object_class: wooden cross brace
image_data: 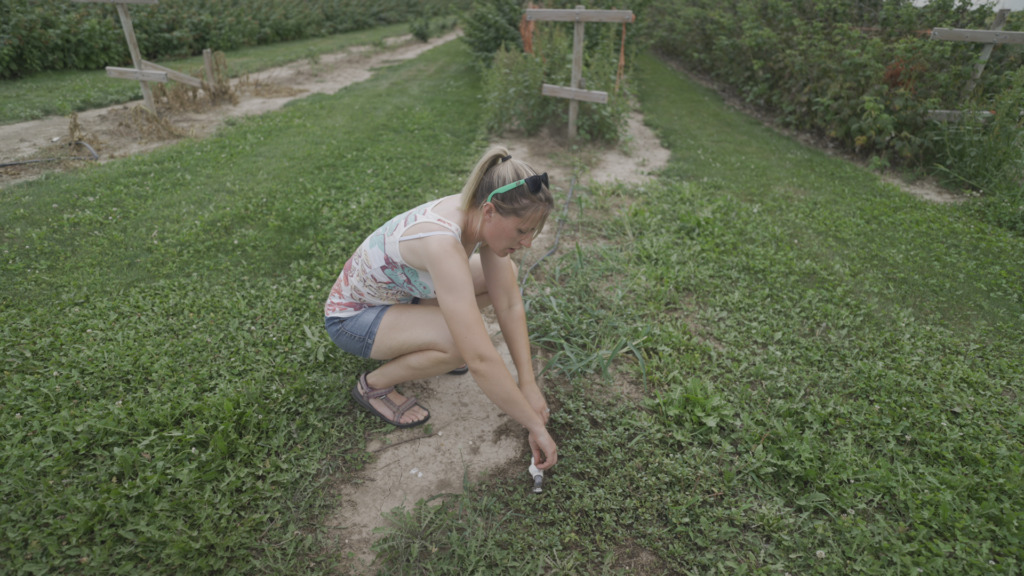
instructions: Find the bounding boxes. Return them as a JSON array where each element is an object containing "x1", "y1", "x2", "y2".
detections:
[
  {"x1": 71, "y1": 0, "x2": 209, "y2": 114},
  {"x1": 526, "y1": 5, "x2": 634, "y2": 139},
  {"x1": 930, "y1": 8, "x2": 1024, "y2": 119}
]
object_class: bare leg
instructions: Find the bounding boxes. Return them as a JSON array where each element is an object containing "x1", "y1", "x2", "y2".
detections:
[
  {"x1": 359, "y1": 254, "x2": 508, "y2": 425},
  {"x1": 356, "y1": 253, "x2": 487, "y2": 424}
]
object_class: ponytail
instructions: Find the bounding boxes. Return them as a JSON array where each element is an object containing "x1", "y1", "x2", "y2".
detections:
[{"x1": 459, "y1": 147, "x2": 554, "y2": 230}]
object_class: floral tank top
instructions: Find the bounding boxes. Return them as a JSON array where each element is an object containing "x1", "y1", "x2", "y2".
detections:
[{"x1": 324, "y1": 198, "x2": 463, "y2": 318}]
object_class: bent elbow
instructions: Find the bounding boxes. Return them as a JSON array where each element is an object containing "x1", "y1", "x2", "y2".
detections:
[{"x1": 464, "y1": 350, "x2": 506, "y2": 375}]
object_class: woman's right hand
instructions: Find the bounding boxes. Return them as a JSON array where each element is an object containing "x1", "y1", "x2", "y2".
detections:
[{"x1": 528, "y1": 428, "x2": 557, "y2": 470}]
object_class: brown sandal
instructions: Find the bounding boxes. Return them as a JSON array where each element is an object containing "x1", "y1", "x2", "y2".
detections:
[{"x1": 350, "y1": 373, "x2": 430, "y2": 428}]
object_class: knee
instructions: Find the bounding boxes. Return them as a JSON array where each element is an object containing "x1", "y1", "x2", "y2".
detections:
[
  {"x1": 437, "y1": 338, "x2": 464, "y2": 368},
  {"x1": 440, "y1": 348, "x2": 465, "y2": 372}
]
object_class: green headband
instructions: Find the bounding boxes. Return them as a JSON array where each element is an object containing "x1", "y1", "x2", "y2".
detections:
[{"x1": 486, "y1": 172, "x2": 549, "y2": 203}]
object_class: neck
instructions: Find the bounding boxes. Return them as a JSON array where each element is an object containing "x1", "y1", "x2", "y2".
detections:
[{"x1": 462, "y1": 207, "x2": 484, "y2": 252}]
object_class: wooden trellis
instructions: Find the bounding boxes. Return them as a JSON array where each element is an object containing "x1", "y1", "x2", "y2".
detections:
[
  {"x1": 71, "y1": 0, "x2": 212, "y2": 114},
  {"x1": 525, "y1": 5, "x2": 634, "y2": 139},
  {"x1": 928, "y1": 9, "x2": 1024, "y2": 122}
]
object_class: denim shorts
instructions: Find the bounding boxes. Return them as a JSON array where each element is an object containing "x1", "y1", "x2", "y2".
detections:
[{"x1": 325, "y1": 306, "x2": 391, "y2": 358}]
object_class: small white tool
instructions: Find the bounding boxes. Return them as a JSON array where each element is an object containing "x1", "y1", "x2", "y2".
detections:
[{"x1": 528, "y1": 457, "x2": 544, "y2": 494}]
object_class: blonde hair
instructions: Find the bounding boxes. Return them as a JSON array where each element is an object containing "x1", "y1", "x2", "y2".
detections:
[{"x1": 459, "y1": 146, "x2": 554, "y2": 233}]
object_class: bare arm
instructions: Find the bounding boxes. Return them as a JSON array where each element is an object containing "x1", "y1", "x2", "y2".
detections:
[
  {"x1": 480, "y1": 247, "x2": 550, "y2": 423},
  {"x1": 420, "y1": 238, "x2": 557, "y2": 468}
]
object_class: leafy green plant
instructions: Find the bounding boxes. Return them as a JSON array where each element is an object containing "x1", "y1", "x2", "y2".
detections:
[
  {"x1": 410, "y1": 17, "x2": 432, "y2": 42},
  {"x1": 0, "y1": 0, "x2": 467, "y2": 79},
  {"x1": 932, "y1": 67, "x2": 1024, "y2": 233},
  {"x1": 480, "y1": 16, "x2": 630, "y2": 142},
  {"x1": 481, "y1": 44, "x2": 555, "y2": 135},
  {"x1": 644, "y1": 377, "x2": 734, "y2": 436},
  {"x1": 640, "y1": 0, "x2": 1024, "y2": 234},
  {"x1": 459, "y1": 0, "x2": 524, "y2": 67}
]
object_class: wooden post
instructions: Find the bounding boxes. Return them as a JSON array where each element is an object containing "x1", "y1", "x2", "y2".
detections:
[
  {"x1": 203, "y1": 48, "x2": 215, "y2": 87},
  {"x1": 963, "y1": 9, "x2": 1010, "y2": 100},
  {"x1": 928, "y1": 11, "x2": 1024, "y2": 122},
  {"x1": 106, "y1": 67, "x2": 167, "y2": 83},
  {"x1": 71, "y1": 0, "x2": 208, "y2": 112},
  {"x1": 140, "y1": 60, "x2": 202, "y2": 88},
  {"x1": 930, "y1": 27, "x2": 1024, "y2": 45},
  {"x1": 110, "y1": 1, "x2": 157, "y2": 113},
  {"x1": 526, "y1": 6, "x2": 634, "y2": 139},
  {"x1": 568, "y1": 5, "x2": 585, "y2": 139}
]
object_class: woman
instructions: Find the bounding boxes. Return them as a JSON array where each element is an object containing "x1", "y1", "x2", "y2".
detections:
[{"x1": 324, "y1": 147, "x2": 558, "y2": 470}]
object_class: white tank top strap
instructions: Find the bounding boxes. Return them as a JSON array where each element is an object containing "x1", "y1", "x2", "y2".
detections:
[
  {"x1": 399, "y1": 230, "x2": 461, "y2": 242},
  {"x1": 398, "y1": 197, "x2": 462, "y2": 242}
]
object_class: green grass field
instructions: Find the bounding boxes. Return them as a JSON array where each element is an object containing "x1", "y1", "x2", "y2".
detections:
[
  {"x1": 1, "y1": 36, "x2": 486, "y2": 574},
  {"x1": 371, "y1": 53, "x2": 1023, "y2": 575},
  {"x1": 2, "y1": 27, "x2": 1023, "y2": 576}
]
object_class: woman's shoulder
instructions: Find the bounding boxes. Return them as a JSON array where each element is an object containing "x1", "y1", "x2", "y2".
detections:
[
  {"x1": 397, "y1": 195, "x2": 464, "y2": 244},
  {"x1": 413, "y1": 195, "x2": 462, "y2": 233},
  {"x1": 429, "y1": 195, "x2": 464, "y2": 221}
]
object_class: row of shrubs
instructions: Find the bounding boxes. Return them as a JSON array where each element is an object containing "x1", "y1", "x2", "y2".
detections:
[
  {"x1": 0, "y1": 0, "x2": 465, "y2": 80},
  {"x1": 464, "y1": 0, "x2": 645, "y2": 142},
  {"x1": 639, "y1": 0, "x2": 1024, "y2": 233}
]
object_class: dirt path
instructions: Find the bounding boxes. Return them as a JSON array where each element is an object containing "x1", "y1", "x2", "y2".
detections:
[
  {"x1": 0, "y1": 30, "x2": 670, "y2": 573},
  {"x1": 0, "y1": 32, "x2": 456, "y2": 188}
]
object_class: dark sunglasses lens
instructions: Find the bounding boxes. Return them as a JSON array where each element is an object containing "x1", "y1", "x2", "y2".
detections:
[{"x1": 526, "y1": 173, "x2": 548, "y2": 194}]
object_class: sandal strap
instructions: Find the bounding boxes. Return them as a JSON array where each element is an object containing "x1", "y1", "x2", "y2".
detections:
[
  {"x1": 394, "y1": 397, "x2": 419, "y2": 419},
  {"x1": 358, "y1": 373, "x2": 395, "y2": 399},
  {"x1": 377, "y1": 394, "x2": 419, "y2": 422},
  {"x1": 355, "y1": 372, "x2": 425, "y2": 424}
]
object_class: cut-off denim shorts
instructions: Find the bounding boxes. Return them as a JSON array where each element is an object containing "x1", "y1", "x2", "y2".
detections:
[{"x1": 325, "y1": 306, "x2": 391, "y2": 358}]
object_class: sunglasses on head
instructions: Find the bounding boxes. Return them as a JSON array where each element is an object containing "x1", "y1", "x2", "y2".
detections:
[{"x1": 486, "y1": 172, "x2": 548, "y2": 204}]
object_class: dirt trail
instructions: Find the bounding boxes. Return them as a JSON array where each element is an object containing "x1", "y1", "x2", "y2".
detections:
[
  {"x1": 0, "y1": 30, "x2": 670, "y2": 573},
  {"x1": 0, "y1": 32, "x2": 456, "y2": 188}
]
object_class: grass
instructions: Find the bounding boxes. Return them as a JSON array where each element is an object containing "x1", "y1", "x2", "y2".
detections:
[
  {"x1": 1, "y1": 39, "x2": 485, "y2": 574},
  {"x1": 3, "y1": 25, "x2": 1023, "y2": 576},
  {"x1": 371, "y1": 53, "x2": 1024, "y2": 575},
  {"x1": 0, "y1": 23, "x2": 411, "y2": 126}
]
